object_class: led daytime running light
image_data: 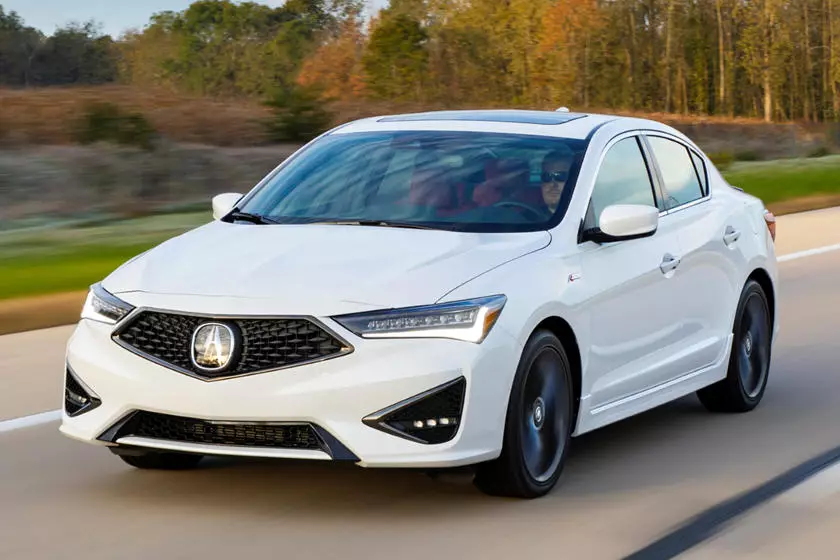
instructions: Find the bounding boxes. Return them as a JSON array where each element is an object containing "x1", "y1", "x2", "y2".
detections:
[
  {"x1": 365, "y1": 308, "x2": 478, "y2": 333},
  {"x1": 333, "y1": 295, "x2": 506, "y2": 343},
  {"x1": 81, "y1": 283, "x2": 134, "y2": 325}
]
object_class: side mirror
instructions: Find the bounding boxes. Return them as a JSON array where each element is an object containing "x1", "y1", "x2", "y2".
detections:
[
  {"x1": 212, "y1": 192, "x2": 243, "y2": 220},
  {"x1": 582, "y1": 204, "x2": 659, "y2": 243}
]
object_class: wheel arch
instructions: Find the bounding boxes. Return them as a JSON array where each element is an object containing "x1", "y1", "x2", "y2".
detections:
[
  {"x1": 533, "y1": 317, "x2": 582, "y2": 430},
  {"x1": 747, "y1": 267, "x2": 776, "y2": 328}
]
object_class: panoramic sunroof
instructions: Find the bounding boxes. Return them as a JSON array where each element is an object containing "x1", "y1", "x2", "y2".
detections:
[{"x1": 378, "y1": 110, "x2": 588, "y2": 126}]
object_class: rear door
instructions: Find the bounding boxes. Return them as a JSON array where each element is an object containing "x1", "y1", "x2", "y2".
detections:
[
  {"x1": 642, "y1": 133, "x2": 741, "y2": 375},
  {"x1": 576, "y1": 134, "x2": 687, "y2": 410}
]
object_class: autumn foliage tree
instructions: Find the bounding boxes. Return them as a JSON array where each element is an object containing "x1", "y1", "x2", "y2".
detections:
[
  {"x1": 296, "y1": 17, "x2": 366, "y2": 100},
  {"x1": 533, "y1": 0, "x2": 605, "y2": 108},
  {"x1": 12, "y1": 0, "x2": 840, "y2": 123}
]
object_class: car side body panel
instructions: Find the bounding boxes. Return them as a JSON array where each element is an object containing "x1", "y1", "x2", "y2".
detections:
[{"x1": 444, "y1": 118, "x2": 777, "y2": 438}]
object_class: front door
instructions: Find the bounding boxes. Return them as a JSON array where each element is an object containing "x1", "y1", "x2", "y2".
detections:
[{"x1": 576, "y1": 135, "x2": 686, "y2": 410}]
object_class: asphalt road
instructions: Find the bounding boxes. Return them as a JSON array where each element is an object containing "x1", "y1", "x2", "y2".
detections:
[{"x1": 2, "y1": 224, "x2": 840, "y2": 558}]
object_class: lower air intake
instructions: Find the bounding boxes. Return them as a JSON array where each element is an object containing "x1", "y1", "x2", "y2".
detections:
[
  {"x1": 64, "y1": 366, "x2": 101, "y2": 417},
  {"x1": 364, "y1": 377, "x2": 466, "y2": 445},
  {"x1": 108, "y1": 411, "x2": 322, "y2": 450}
]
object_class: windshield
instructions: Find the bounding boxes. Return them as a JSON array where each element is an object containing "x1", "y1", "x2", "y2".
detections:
[{"x1": 237, "y1": 130, "x2": 589, "y2": 233}]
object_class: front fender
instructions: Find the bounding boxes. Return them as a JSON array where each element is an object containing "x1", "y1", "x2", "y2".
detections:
[{"x1": 439, "y1": 247, "x2": 592, "y2": 413}]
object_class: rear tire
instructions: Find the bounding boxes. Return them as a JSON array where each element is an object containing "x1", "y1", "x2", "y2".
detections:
[
  {"x1": 474, "y1": 330, "x2": 573, "y2": 498},
  {"x1": 698, "y1": 279, "x2": 772, "y2": 413},
  {"x1": 116, "y1": 450, "x2": 204, "y2": 470}
]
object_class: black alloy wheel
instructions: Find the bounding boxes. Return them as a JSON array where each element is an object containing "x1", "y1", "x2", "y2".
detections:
[
  {"x1": 698, "y1": 279, "x2": 772, "y2": 413},
  {"x1": 474, "y1": 330, "x2": 573, "y2": 498}
]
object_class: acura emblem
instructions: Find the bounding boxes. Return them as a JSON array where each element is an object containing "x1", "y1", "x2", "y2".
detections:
[{"x1": 191, "y1": 323, "x2": 236, "y2": 371}]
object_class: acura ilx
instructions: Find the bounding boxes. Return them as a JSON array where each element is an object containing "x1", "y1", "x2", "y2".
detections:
[{"x1": 61, "y1": 110, "x2": 778, "y2": 498}]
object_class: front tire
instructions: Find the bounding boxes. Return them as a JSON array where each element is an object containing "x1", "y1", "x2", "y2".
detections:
[
  {"x1": 698, "y1": 279, "x2": 772, "y2": 413},
  {"x1": 474, "y1": 330, "x2": 573, "y2": 498},
  {"x1": 115, "y1": 450, "x2": 204, "y2": 470}
]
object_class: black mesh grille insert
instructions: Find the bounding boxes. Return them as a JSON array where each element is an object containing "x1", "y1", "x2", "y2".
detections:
[
  {"x1": 113, "y1": 411, "x2": 323, "y2": 450},
  {"x1": 370, "y1": 377, "x2": 466, "y2": 445},
  {"x1": 386, "y1": 379, "x2": 466, "y2": 424},
  {"x1": 115, "y1": 311, "x2": 349, "y2": 379},
  {"x1": 64, "y1": 367, "x2": 101, "y2": 417}
]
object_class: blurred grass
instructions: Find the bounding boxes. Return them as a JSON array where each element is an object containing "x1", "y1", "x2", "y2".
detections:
[
  {"x1": 0, "y1": 212, "x2": 209, "y2": 300},
  {"x1": 722, "y1": 155, "x2": 840, "y2": 205}
]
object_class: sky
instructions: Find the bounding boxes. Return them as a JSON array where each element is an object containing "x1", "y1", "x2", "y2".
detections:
[{"x1": 2, "y1": 0, "x2": 387, "y2": 37}]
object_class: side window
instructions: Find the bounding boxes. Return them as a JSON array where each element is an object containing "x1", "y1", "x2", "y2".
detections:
[
  {"x1": 585, "y1": 137, "x2": 657, "y2": 229},
  {"x1": 647, "y1": 136, "x2": 704, "y2": 208},
  {"x1": 690, "y1": 150, "x2": 708, "y2": 195}
]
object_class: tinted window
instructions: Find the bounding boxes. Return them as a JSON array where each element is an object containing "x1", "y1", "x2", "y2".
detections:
[
  {"x1": 690, "y1": 151, "x2": 708, "y2": 195},
  {"x1": 585, "y1": 137, "x2": 656, "y2": 229},
  {"x1": 647, "y1": 136, "x2": 704, "y2": 208},
  {"x1": 238, "y1": 131, "x2": 589, "y2": 233}
]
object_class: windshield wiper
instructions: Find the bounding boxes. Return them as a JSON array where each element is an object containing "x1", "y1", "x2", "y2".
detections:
[
  {"x1": 227, "y1": 211, "x2": 277, "y2": 225},
  {"x1": 303, "y1": 219, "x2": 439, "y2": 230}
]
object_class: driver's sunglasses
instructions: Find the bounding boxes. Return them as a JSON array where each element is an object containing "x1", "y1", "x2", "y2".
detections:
[{"x1": 541, "y1": 171, "x2": 569, "y2": 183}]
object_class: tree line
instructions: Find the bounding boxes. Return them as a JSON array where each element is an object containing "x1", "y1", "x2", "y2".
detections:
[
  {"x1": 0, "y1": 8, "x2": 117, "y2": 87},
  {"x1": 2, "y1": 0, "x2": 840, "y2": 123}
]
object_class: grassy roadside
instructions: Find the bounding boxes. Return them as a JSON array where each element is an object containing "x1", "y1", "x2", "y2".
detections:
[
  {"x1": 0, "y1": 212, "x2": 211, "y2": 336},
  {"x1": 1, "y1": 155, "x2": 840, "y2": 335},
  {"x1": 0, "y1": 212, "x2": 210, "y2": 302},
  {"x1": 722, "y1": 155, "x2": 840, "y2": 213}
]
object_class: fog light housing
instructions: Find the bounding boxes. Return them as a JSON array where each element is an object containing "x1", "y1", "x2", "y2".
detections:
[
  {"x1": 64, "y1": 366, "x2": 101, "y2": 417},
  {"x1": 362, "y1": 377, "x2": 466, "y2": 445}
]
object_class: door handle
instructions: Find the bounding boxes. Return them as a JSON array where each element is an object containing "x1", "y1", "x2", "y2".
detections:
[
  {"x1": 723, "y1": 226, "x2": 741, "y2": 246},
  {"x1": 660, "y1": 253, "x2": 681, "y2": 274}
]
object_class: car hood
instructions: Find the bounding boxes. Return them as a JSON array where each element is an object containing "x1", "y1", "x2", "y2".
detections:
[{"x1": 103, "y1": 221, "x2": 551, "y2": 315}]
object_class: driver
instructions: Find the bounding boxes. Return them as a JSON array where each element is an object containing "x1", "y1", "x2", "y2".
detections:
[{"x1": 540, "y1": 148, "x2": 574, "y2": 213}]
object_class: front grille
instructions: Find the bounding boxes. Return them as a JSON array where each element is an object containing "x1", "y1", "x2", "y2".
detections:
[
  {"x1": 114, "y1": 311, "x2": 350, "y2": 379},
  {"x1": 111, "y1": 411, "x2": 322, "y2": 450}
]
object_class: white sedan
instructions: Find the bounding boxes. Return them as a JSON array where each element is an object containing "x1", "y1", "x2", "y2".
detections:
[{"x1": 61, "y1": 110, "x2": 778, "y2": 498}]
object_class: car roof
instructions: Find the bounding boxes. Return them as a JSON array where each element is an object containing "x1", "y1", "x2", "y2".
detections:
[
  {"x1": 332, "y1": 109, "x2": 668, "y2": 141},
  {"x1": 377, "y1": 109, "x2": 589, "y2": 126}
]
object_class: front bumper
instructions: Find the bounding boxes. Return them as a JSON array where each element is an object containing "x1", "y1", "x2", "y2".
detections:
[{"x1": 61, "y1": 316, "x2": 521, "y2": 468}]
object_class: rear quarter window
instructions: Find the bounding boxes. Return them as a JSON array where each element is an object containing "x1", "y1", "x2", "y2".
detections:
[{"x1": 690, "y1": 151, "x2": 709, "y2": 195}]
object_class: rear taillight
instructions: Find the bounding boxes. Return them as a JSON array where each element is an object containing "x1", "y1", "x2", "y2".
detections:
[{"x1": 764, "y1": 210, "x2": 776, "y2": 242}]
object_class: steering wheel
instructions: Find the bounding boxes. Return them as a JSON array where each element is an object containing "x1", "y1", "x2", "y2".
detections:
[{"x1": 491, "y1": 200, "x2": 545, "y2": 221}]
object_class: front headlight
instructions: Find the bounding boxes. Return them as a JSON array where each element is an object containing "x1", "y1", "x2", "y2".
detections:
[
  {"x1": 333, "y1": 295, "x2": 507, "y2": 343},
  {"x1": 81, "y1": 283, "x2": 134, "y2": 324}
]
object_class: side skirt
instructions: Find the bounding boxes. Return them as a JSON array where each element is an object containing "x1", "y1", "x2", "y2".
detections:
[{"x1": 573, "y1": 334, "x2": 732, "y2": 436}]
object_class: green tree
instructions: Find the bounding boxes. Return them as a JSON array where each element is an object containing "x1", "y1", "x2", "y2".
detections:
[
  {"x1": 0, "y1": 6, "x2": 43, "y2": 86},
  {"x1": 27, "y1": 21, "x2": 117, "y2": 86},
  {"x1": 119, "y1": 0, "x2": 360, "y2": 97},
  {"x1": 263, "y1": 84, "x2": 333, "y2": 142},
  {"x1": 363, "y1": 14, "x2": 429, "y2": 100}
]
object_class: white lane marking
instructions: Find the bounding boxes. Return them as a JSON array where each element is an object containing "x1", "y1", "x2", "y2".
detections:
[
  {"x1": 778, "y1": 242, "x2": 840, "y2": 262},
  {"x1": 0, "y1": 409, "x2": 61, "y2": 434}
]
